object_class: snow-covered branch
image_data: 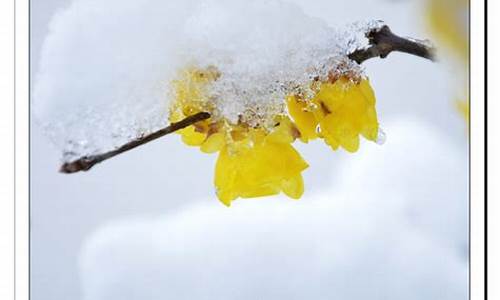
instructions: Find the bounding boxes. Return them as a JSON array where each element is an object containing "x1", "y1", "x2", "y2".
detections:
[
  {"x1": 60, "y1": 112, "x2": 210, "y2": 173},
  {"x1": 60, "y1": 24, "x2": 435, "y2": 174}
]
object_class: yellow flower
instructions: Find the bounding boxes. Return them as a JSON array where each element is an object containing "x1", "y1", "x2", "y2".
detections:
[
  {"x1": 170, "y1": 68, "x2": 380, "y2": 205},
  {"x1": 288, "y1": 77, "x2": 378, "y2": 153},
  {"x1": 426, "y1": 0, "x2": 468, "y2": 61},
  {"x1": 215, "y1": 124, "x2": 308, "y2": 206},
  {"x1": 425, "y1": 0, "x2": 469, "y2": 125},
  {"x1": 169, "y1": 67, "x2": 218, "y2": 146},
  {"x1": 427, "y1": 0, "x2": 469, "y2": 60}
]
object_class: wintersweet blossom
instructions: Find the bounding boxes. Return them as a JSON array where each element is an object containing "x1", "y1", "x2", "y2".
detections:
[
  {"x1": 426, "y1": 0, "x2": 469, "y2": 124},
  {"x1": 426, "y1": 0, "x2": 468, "y2": 61},
  {"x1": 170, "y1": 67, "x2": 380, "y2": 206},
  {"x1": 287, "y1": 76, "x2": 378, "y2": 153}
]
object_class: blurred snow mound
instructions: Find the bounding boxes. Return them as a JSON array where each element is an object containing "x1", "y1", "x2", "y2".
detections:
[{"x1": 79, "y1": 117, "x2": 467, "y2": 300}]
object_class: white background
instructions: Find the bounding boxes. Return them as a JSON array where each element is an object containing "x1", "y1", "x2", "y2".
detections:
[
  {"x1": 29, "y1": 1, "x2": 471, "y2": 299},
  {"x1": 486, "y1": 0, "x2": 499, "y2": 298},
  {"x1": 0, "y1": 0, "x2": 15, "y2": 299}
]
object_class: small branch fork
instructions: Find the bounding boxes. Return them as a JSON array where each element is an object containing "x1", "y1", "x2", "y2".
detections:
[
  {"x1": 60, "y1": 24, "x2": 435, "y2": 174},
  {"x1": 348, "y1": 25, "x2": 435, "y2": 64}
]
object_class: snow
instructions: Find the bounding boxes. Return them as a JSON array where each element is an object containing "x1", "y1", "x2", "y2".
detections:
[
  {"x1": 33, "y1": 0, "x2": 378, "y2": 161},
  {"x1": 78, "y1": 118, "x2": 467, "y2": 300}
]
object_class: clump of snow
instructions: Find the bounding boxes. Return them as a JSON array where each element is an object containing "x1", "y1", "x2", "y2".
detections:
[
  {"x1": 34, "y1": 0, "x2": 201, "y2": 160},
  {"x1": 181, "y1": 0, "x2": 371, "y2": 128},
  {"x1": 34, "y1": 0, "x2": 379, "y2": 161}
]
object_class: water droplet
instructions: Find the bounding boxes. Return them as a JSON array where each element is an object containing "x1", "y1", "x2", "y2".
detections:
[{"x1": 376, "y1": 127, "x2": 386, "y2": 145}]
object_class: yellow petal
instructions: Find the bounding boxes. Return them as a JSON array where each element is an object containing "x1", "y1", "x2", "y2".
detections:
[
  {"x1": 180, "y1": 126, "x2": 206, "y2": 146},
  {"x1": 214, "y1": 146, "x2": 239, "y2": 206},
  {"x1": 286, "y1": 95, "x2": 318, "y2": 142},
  {"x1": 313, "y1": 78, "x2": 379, "y2": 153},
  {"x1": 267, "y1": 116, "x2": 296, "y2": 144},
  {"x1": 281, "y1": 174, "x2": 304, "y2": 199},
  {"x1": 360, "y1": 106, "x2": 379, "y2": 141},
  {"x1": 359, "y1": 79, "x2": 376, "y2": 106},
  {"x1": 240, "y1": 185, "x2": 281, "y2": 199},
  {"x1": 340, "y1": 134, "x2": 359, "y2": 153},
  {"x1": 214, "y1": 134, "x2": 308, "y2": 204},
  {"x1": 201, "y1": 132, "x2": 226, "y2": 153}
]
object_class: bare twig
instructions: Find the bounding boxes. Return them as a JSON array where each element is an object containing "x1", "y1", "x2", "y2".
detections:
[
  {"x1": 348, "y1": 25, "x2": 435, "y2": 64},
  {"x1": 60, "y1": 24, "x2": 435, "y2": 174},
  {"x1": 60, "y1": 112, "x2": 211, "y2": 173}
]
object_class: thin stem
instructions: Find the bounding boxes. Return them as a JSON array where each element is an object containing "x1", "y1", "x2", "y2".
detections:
[{"x1": 59, "y1": 112, "x2": 210, "y2": 173}]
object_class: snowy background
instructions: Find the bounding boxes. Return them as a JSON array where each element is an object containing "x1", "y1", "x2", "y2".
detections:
[{"x1": 31, "y1": 0, "x2": 469, "y2": 299}]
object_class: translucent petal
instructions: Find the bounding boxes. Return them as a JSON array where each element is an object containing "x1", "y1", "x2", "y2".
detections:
[
  {"x1": 201, "y1": 132, "x2": 226, "y2": 153},
  {"x1": 281, "y1": 174, "x2": 304, "y2": 199},
  {"x1": 286, "y1": 96, "x2": 318, "y2": 142}
]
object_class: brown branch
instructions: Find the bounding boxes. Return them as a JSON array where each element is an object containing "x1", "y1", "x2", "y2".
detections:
[
  {"x1": 60, "y1": 24, "x2": 435, "y2": 174},
  {"x1": 348, "y1": 25, "x2": 435, "y2": 64},
  {"x1": 59, "y1": 112, "x2": 210, "y2": 173}
]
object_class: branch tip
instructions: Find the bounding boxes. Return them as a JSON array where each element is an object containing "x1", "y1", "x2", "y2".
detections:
[
  {"x1": 59, "y1": 111, "x2": 211, "y2": 173},
  {"x1": 348, "y1": 25, "x2": 436, "y2": 64}
]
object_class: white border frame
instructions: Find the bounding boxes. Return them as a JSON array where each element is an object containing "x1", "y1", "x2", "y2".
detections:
[
  {"x1": 470, "y1": 0, "x2": 486, "y2": 299},
  {"x1": 0, "y1": 0, "x2": 15, "y2": 299},
  {"x1": 15, "y1": 0, "x2": 29, "y2": 299},
  {"x1": 10, "y1": 0, "x2": 486, "y2": 299},
  {"x1": 487, "y1": 0, "x2": 497, "y2": 299}
]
